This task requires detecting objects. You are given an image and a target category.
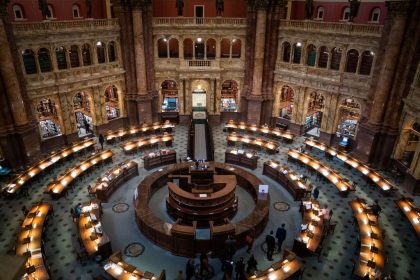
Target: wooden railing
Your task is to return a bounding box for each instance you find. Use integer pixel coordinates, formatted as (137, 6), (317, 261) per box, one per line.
(153, 17), (246, 26)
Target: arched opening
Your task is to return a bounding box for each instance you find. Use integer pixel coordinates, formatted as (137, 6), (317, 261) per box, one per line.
(232, 39), (241, 58)
(221, 38), (230, 58)
(161, 80), (179, 112)
(360, 51), (374, 75)
(82, 44), (92, 66)
(305, 92), (325, 135)
(55, 46), (67, 70)
(221, 80), (238, 112)
(306, 44), (316, 66)
(336, 98), (361, 139)
(345, 49), (359, 73)
(191, 80), (208, 108)
(398, 122), (420, 168)
(37, 98), (62, 139)
(96, 41), (106, 64)
(206, 38), (216, 59)
(73, 92), (93, 137)
(318, 46), (328, 68)
(158, 38), (168, 58)
(278, 85), (294, 119)
(195, 38), (205, 59)
(13, 4), (25, 20)
(370, 8), (381, 23)
(69, 45), (80, 68)
(292, 42), (302, 64)
(47, 4), (54, 19)
(330, 47), (342, 70)
(72, 4), (81, 18)
(108, 41), (116, 62)
(316, 6), (324, 20)
(22, 49), (37, 74)
(282, 42), (291, 63)
(169, 38), (179, 58)
(38, 48), (52, 72)
(105, 85), (120, 120)
(183, 39), (193, 59)
(342, 7), (350, 21)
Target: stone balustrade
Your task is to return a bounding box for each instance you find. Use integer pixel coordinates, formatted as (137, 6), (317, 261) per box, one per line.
(153, 17), (246, 27)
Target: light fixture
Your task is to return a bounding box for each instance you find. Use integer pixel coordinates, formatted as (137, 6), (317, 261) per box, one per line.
(296, 42), (302, 47)
(197, 37), (202, 42)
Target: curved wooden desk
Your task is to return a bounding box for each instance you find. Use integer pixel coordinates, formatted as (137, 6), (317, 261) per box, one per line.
(105, 121), (174, 143)
(224, 120), (294, 143)
(121, 134), (174, 154)
(394, 198), (420, 239)
(225, 148), (258, 170)
(134, 162), (270, 257)
(227, 133), (279, 154)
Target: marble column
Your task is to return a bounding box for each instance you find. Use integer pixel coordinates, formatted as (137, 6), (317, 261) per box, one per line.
(319, 93), (338, 146)
(289, 86), (307, 135)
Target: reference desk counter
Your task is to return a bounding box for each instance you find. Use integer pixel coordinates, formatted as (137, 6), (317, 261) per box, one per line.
(287, 149), (353, 196)
(16, 202), (52, 280)
(304, 138), (395, 194)
(248, 250), (301, 280)
(225, 148), (258, 170)
(78, 200), (112, 258)
(263, 160), (312, 201)
(2, 138), (95, 195)
(227, 132), (279, 154)
(143, 149), (177, 170)
(349, 199), (384, 279)
(394, 198), (420, 239)
(224, 120), (294, 143)
(45, 150), (113, 198)
(121, 134), (174, 154)
(105, 121), (174, 143)
(104, 251), (165, 280)
(92, 160), (139, 201)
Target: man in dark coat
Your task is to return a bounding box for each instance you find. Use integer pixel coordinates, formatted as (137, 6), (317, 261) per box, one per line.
(185, 258), (195, 280)
(275, 224), (287, 252)
(265, 230), (276, 261)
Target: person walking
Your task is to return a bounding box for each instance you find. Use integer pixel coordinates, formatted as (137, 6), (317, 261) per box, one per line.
(246, 254), (258, 275)
(98, 133), (104, 150)
(275, 224), (287, 252)
(234, 257), (246, 280)
(245, 228), (256, 253)
(265, 230), (276, 261)
(313, 186), (320, 200)
(185, 258), (195, 280)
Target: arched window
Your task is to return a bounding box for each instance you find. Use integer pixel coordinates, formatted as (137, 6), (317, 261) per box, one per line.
(232, 39), (241, 58)
(282, 42), (291, 62)
(47, 5), (54, 19)
(157, 38), (168, 58)
(183, 39), (193, 59)
(345, 49), (359, 73)
(161, 80), (178, 112)
(360, 51), (374, 75)
(108, 41), (116, 62)
(169, 38), (179, 58)
(72, 4), (81, 18)
(370, 8), (381, 23)
(306, 44), (316, 66)
(318, 46), (328, 68)
(38, 48), (52, 72)
(206, 38), (216, 59)
(13, 5), (24, 20)
(330, 47), (342, 70)
(292, 42), (302, 64)
(37, 98), (62, 139)
(195, 38), (204, 59)
(278, 85), (294, 119)
(305, 92), (325, 132)
(82, 44), (91, 66)
(96, 42), (106, 63)
(342, 7), (350, 21)
(316, 6), (324, 20)
(73, 92), (92, 137)
(69, 45), (80, 68)
(221, 80), (238, 112)
(105, 85), (120, 120)
(22, 49), (37, 74)
(336, 98), (361, 138)
(55, 46), (67, 70)
(220, 38), (230, 58)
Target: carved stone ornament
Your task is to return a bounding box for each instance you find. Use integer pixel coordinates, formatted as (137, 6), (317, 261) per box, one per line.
(385, 0), (413, 18)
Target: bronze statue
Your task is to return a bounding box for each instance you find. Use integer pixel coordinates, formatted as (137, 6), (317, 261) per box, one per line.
(38, 0), (49, 19)
(305, 0), (313, 20)
(176, 0), (184, 16)
(216, 0), (224, 16)
(348, 0), (361, 22)
(86, 0), (92, 18)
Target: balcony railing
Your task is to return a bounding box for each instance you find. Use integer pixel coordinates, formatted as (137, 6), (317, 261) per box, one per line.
(153, 17), (246, 26)
(12, 19), (120, 35)
(279, 20), (383, 37)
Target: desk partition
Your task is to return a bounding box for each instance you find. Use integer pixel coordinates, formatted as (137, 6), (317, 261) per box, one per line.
(248, 250), (301, 280)
(225, 148), (258, 170)
(304, 138), (395, 194)
(2, 138), (95, 195)
(394, 198), (420, 239)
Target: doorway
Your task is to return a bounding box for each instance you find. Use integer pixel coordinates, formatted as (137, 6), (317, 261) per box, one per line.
(195, 5), (204, 24)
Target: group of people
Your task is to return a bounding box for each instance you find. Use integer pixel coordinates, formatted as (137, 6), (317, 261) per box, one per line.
(265, 224), (287, 261)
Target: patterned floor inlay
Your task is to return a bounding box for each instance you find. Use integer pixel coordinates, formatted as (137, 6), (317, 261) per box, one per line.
(273, 201), (290, 211)
(112, 202), (129, 213)
(124, 242), (145, 257)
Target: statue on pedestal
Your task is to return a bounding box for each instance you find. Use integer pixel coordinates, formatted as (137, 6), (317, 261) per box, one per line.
(176, 0), (184, 16)
(38, 0), (49, 19)
(305, 0), (313, 20)
(216, 0), (224, 16)
(86, 0), (92, 18)
(348, 0), (361, 22)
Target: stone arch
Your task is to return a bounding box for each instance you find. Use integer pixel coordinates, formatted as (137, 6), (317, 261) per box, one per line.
(334, 97), (362, 139)
(393, 116), (420, 167)
(220, 80), (239, 112)
(273, 84), (295, 119)
(104, 85), (121, 120)
(161, 80), (179, 112)
(304, 91), (325, 133)
(72, 91), (95, 137)
(33, 96), (64, 140)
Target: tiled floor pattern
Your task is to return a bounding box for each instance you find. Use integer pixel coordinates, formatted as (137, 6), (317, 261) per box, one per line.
(0, 124), (419, 280)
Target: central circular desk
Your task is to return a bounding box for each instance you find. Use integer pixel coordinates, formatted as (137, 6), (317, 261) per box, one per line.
(134, 162), (270, 257)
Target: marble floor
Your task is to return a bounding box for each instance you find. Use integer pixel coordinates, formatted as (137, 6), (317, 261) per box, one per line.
(0, 124), (419, 280)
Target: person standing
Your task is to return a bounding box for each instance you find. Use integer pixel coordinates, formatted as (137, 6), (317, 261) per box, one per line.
(185, 258), (195, 280)
(98, 133), (105, 150)
(313, 186), (320, 200)
(245, 228), (256, 253)
(265, 230), (275, 261)
(234, 257), (246, 280)
(246, 254), (258, 275)
(275, 224), (287, 252)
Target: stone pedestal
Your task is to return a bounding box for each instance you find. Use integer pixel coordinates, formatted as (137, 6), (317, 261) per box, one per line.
(245, 97), (263, 124)
(289, 123), (305, 136)
(319, 131), (335, 146)
(402, 173), (420, 195)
